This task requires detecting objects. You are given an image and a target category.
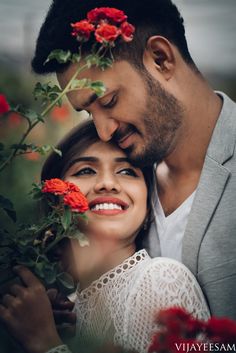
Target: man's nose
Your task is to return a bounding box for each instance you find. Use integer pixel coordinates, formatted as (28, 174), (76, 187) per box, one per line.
(92, 113), (119, 142)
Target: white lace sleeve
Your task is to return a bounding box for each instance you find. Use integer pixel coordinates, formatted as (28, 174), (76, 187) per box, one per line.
(46, 345), (72, 353)
(122, 258), (210, 353)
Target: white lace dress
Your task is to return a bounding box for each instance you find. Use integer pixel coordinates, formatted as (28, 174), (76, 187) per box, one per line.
(46, 249), (210, 353)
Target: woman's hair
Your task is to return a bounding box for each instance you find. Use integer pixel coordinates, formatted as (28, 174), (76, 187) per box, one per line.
(41, 119), (154, 249)
(32, 0), (196, 75)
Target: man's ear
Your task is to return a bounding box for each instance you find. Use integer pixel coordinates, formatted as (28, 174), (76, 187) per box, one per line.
(143, 36), (175, 80)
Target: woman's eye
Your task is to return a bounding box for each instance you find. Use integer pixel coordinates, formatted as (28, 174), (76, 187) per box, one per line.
(102, 95), (117, 109)
(118, 168), (138, 177)
(72, 167), (96, 177)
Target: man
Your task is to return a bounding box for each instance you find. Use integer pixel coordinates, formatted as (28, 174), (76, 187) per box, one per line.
(32, 0), (236, 319)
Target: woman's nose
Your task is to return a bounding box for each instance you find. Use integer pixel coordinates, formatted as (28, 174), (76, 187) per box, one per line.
(94, 174), (121, 194)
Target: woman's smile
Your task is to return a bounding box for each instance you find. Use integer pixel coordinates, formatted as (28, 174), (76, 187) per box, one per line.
(89, 196), (129, 215)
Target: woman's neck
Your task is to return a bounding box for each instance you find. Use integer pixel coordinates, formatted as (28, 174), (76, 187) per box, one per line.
(69, 238), (136, 290)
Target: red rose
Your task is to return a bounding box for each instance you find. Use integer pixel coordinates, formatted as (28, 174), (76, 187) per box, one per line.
(0, 94), (10, 115)
(42, 178), (69, 195)
(87, 7), (127, 24)
(95, 23), (120, 44)
(206, 317), (236, 343)
(120, 21), (135, 42)
(65, 181), (80, 193)
(63, 191), (89, 213)
(71, 20), (95, 41)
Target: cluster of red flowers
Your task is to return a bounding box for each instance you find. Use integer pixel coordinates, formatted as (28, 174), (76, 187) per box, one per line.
(42, 178), (88, 213)
(0, 94), (10, 115)
(71, 7), (135, 45)
(148, 308), (236, 353)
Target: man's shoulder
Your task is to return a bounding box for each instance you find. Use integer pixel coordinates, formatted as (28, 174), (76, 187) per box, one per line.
(207, 91), (236, 163)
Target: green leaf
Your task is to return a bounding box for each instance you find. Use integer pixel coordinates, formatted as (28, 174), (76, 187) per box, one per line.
(69, 78), (91, 90)
(0, 143), (4, 151)
(85, 54), (100, 68)
(52, 147), (62, 157)
(33, 82), (62, 107)
(97, 57), (113, 70)
(31, 145), (62, 157)
(57, 272), (75, 292)
(0, 195), (16, 222)
(90, 81), (106, 97)
(71, 53), (81, 63)
(29, 182), (43, 200)
(10, 143), (34, 152)
(14, 106), (43, 123)
(61, 207), (72, 231)
(44, 49), (72, 65)
(44, 265), (57, 285)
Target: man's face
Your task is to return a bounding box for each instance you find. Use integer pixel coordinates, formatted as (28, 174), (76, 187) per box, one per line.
(57, 60), (184, 167)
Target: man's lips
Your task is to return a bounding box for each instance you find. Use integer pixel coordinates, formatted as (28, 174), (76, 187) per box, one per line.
(89, 197), (129, 215)
(117, 131), (135, 149)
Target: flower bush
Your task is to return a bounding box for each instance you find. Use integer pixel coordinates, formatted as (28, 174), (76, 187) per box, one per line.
(0, 178), (88, 294)
(148, 308), (236, 353)
(0, 7), (135, 294)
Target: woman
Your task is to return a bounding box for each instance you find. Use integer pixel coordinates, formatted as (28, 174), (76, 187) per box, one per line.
(0, 120), (210, 353)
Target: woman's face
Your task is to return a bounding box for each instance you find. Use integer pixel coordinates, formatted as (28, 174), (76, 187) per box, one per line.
(64, 141), (148, 242)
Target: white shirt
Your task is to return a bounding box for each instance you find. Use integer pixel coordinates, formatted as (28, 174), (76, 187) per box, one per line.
(145, 176), (196, 261)
(47, 250), (209, 353)
(153, 189), (196, 262)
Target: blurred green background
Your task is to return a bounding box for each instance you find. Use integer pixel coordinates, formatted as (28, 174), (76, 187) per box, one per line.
(0, 0), (235, 351)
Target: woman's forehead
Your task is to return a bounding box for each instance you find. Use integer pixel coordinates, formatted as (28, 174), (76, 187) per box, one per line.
(78, 140), (126, 158)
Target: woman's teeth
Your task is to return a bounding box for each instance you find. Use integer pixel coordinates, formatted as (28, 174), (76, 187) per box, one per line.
(91, 203), (123, 211)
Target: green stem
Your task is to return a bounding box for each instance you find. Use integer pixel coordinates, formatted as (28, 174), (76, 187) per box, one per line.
(0, 62), (88, 172)
(0, 119), (39, 172)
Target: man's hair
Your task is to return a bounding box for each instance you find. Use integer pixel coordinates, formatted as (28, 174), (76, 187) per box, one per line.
(32, 0), (196, 74)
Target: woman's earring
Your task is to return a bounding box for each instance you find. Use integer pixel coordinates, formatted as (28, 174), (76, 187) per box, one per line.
(143, 218), (149, 231)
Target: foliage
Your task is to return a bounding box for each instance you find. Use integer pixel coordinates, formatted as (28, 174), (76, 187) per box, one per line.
(0, 7), (135, 294)
(0, 179), (88, 294)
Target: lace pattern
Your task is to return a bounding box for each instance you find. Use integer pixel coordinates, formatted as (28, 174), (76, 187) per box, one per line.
(73, 250), (210, 352)
(74, 250), (149, 344)
(76, 249), (148, 300)
(46, 345), (71, 353)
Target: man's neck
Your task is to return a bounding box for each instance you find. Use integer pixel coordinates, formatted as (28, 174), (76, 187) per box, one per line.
(156, 77), (223, 215)
(167, 81), (222, 174)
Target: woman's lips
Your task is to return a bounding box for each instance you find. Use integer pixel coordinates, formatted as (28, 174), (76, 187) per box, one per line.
(89, 197), (129, 215)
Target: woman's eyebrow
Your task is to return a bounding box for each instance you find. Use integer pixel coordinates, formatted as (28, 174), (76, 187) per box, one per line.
(66, 156), (98, 170)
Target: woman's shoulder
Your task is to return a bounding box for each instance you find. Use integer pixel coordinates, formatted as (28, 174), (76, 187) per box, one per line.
(135, 253), (198, 281)
(129, 253), (210, 317)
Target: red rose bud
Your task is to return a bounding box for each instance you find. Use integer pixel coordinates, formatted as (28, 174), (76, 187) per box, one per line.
(95, 23), (120, 44)
(87, 7), (127, 24)
(42, 178), (69, 195)
(63, 191), (89, 213)
(71, 20), (95, 41)
(0, 94), (10, 115)
(120, 21), (135, 42)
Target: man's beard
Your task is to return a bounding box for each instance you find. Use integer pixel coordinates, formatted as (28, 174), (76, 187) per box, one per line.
(120, 72), (184, 168)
